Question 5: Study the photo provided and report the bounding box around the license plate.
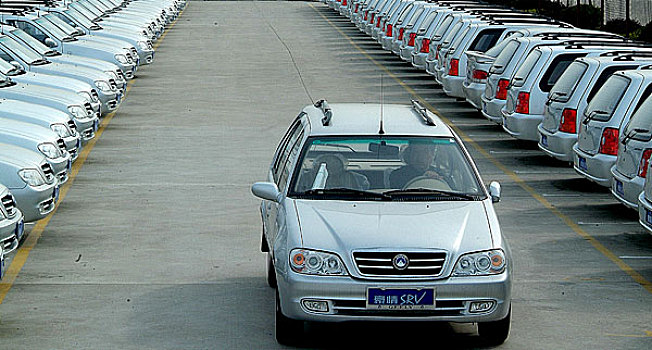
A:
[578,156,587,171]
[541,135,548,147]
[366,288,435,310]
[615,180,624,196]
[53,186,60,203]
[67,159,72,171]
[93,119,99,131]
[77,138,82,150]
[15,218,24,239]
[646,210,652,225]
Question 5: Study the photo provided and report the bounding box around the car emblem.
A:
[392,254,409,271]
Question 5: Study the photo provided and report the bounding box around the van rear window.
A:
[549,61,588,103]
[584,74,630,122]
[539,54,586,92]
[468,28,505,52]
[624,93,652,142]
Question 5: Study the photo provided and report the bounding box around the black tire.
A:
[275,291,304,345]
[477,308,511,346]
[266,253,277,289]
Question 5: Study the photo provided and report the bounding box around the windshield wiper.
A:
[383,188,476,200]
[0,79,16,88]
[30,59,50,66]
[582,110,608,125]
[302,188,390,200]
[45,50,61,57]
[622,128,651,144]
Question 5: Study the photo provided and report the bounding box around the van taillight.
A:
[472,70,487,81]
[435,44,442,60]
[599,128,619,155]
[515,92,530,114]
[342,0,347,6]
[420,38,430,53]
[448,58,459,76]
[376,17,381,28]
[355,4,359,13]
[386,24,393,37]
[639,149,652,177]
[495,79,509,100]
[364,11,368,20]
[370,13,375,24]
[398,27,404,40]
[408,33,416,46]
[559,108,577,133]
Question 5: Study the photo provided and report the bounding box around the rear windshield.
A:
[407,8,425,26]
[624,94,652,142]
[584,74,631,122]
[418,11,438,31]
[468,28,505,52]
[587,65,639,101]
[432,15,454,40]
[441,22,463,47]
[539,54,586,93]
[512,49,542,87]
[450,26,471,51]
[549,61,588,103]
[485,32,523,57]
[397,4,414,23]
[489,40,519,74]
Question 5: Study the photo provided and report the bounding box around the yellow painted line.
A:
[0,7,187,304]
[606,330,652,338]
[310,4,652,294]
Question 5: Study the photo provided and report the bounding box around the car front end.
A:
[0,186,23,252]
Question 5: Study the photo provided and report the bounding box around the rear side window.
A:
[468,28,505,52]
[450,26,470,51]
[549,61,588,102]
[587,65,639,101]
[539,53,586,93]
[624,94,652,142]
[632,82,652,115]
[512,49,542,87]
[432,15,454,40]
[584,74,631,122]
[489,40,519,74]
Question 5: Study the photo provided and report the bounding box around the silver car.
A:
[0,118,72,184]
[573,68,652,187]
[251,100,511,346]
[638,162,652,234]
[0,143,59,223]
[611,94,652,209]
[0,184,23,253]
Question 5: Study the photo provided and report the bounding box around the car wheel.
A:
[477,307,511,346]
[266,252,277,289]
[275,290,304,345]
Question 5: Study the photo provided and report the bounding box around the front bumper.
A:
[277,270,511,323]
[75,116,101,142]
[463,81,484,110]
[391,39,402,55]
[12,183,59,223]
[610,168,643,210]
[572,144,614,187]
[98,90,121,115]
[0,211,22,253]
[502,111,543,142]
[442,75,465,99]
[638,192,652,234]
[48,154,72,185]
[425,57,437,76]
[537,125,577,163]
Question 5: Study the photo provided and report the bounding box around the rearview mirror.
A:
[488,181,501,203]
[44,38,57,48]
[251,182,281,203]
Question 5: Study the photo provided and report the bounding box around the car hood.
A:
[294,200,493,255]
[31,62,106,81]
[2,83,84,105]
[0,142,45,167]
[0,99,71,124]
[13,72,92,91]
[51,54,120,72]
[0,118,57,142]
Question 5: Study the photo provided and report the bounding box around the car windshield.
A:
[44,15,81,37]
[0,37,44,65]
[67,8,97,27]
[11,29,52,56]
[34,18,69,40]
[549,61,588,102]
[289,136,485,201]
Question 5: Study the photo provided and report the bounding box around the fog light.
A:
[469,301,495,313]
[301,299,329,313]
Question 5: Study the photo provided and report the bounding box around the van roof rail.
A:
[411,100,436,126]
[314,99,332,126]
[613,52,652,61]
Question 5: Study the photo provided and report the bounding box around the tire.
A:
[477,307,511,346]
[275,291,304,345]
[266,252,277,289]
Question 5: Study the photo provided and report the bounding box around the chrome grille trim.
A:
[90,89,99,101]
[1,194,17,217]
[40,163,55,183]
[332,298,465,317]
[67,120,77,135]
[84,102,93,115]
[109,79,118,90]
[56,138,66,152]
[353,251,447,277]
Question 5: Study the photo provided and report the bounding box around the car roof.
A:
[302,102,454,138]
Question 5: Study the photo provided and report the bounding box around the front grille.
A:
[109,79,117,90]
[90,89,99,101]
[67,120,77,135]
[130,48,138,58]
[41,163,55,183]
[1,194,17,217]
[56,138,66,152]
[332,299,465,317]
[116,70,126,81]
[69,147,78,160]
[354,251,446,277]
[84,102,93,115]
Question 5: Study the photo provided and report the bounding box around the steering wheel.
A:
[403,176,452,190]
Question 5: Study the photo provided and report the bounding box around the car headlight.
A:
[137,41,149,50]
[77,91,92,103]
[68,105,90,120]
[38,142,62,159]
[95,80,112,92]
[50,123,70,137]
[452,249,506,276]
[18,168,46,187]
[114,54,128,64]
[290,249,348,276]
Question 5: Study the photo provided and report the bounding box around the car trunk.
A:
[541,61,590,133]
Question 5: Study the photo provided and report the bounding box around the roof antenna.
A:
[379,74,385,135]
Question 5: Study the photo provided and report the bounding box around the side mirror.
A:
[488,181,501,203]
[75,28,85,35]
[251,182,281,203]
[9,61,21,69]
[44,38,57,48]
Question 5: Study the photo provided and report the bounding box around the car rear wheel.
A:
[275,290,304,345]
[477,307,511,346]
[266,252,277,289]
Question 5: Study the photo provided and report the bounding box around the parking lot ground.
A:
[0,1,651,349]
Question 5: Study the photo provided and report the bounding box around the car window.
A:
[468,28,505,52]
[549,61,588,103]
[631,82,652,115]
[431,15,454,40]
[441,22,463,47]
[624,94,652,142]
[539,53,587,93]
[11,29,51,56]
[278,129,305,191]
[489,40,519,74]
[587,65,639,101]
[396,3,414,23]
[406,8,425,26]
[12,21,51,43]
[449,26,470,51]
[418,11,438,31]
[485,33,521,57]
[273,117,304,183]
[289,136,484,200]
[512,49,541,87]
[49,12,77,28]
[584,74,630,122]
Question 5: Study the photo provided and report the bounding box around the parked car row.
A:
[323,0,652,234]
[0,0,186,279]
